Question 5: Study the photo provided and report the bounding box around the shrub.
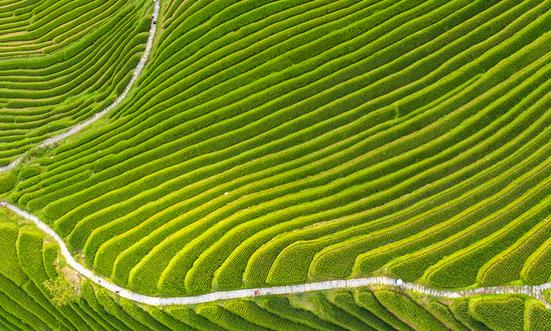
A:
[43,276,79,307]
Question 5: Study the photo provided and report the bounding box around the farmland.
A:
[1,0,550,330]
[0,210,549,330]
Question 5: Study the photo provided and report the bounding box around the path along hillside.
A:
[0,0,152,167]
[0,0,550,329]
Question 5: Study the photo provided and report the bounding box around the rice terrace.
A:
[0,0,549,329]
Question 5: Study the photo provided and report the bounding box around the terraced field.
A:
[1,0,550,329]
[0,0,152,167]
[1,210,550,330]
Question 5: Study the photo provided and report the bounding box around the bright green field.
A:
[1,0,550,329]
[0,0,150,165]
[1,211,550,330]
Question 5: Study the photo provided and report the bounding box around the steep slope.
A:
[0,212,549,330]
[0,0,151,166]
[0,1,549,325]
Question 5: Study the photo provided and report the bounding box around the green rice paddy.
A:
[1,0,550,329]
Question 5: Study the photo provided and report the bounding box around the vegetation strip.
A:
[0,0,160,174]
[1,201,549,308]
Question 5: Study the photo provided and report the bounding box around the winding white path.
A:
[0,0,549,310]
[0,0,160,174]
[1,201,549,309]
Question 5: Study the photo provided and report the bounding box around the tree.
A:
[44,276,79,306]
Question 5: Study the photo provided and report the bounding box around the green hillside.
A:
[0,0,150,166]
[1,0,550,329]
[0,212,549,330]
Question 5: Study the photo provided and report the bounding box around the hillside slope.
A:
[0,0,550,329]
[1,210,550,330]
[0,0,151,166]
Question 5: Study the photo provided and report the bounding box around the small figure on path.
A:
[396,279,403,288]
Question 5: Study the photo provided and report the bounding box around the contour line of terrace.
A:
[1,202,549,309]
[0,0,160,174]
[0,0,549,310]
